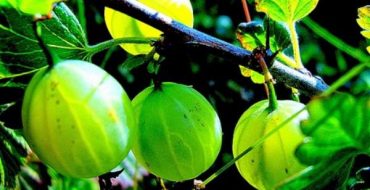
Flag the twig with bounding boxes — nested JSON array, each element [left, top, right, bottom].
[[101, 0, 329, 96]]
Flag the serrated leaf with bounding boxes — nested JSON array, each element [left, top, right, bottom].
[[357, 6, 370, 54], [237, 21, 264, 51], [361, 31, 370, 39], [265, 18, 291, 50], [297, 93, 370, 164], [121, 54, 146, 71], [357, 6, 370, 30], [0, 2, 88, 79], [278, 150, 354, 190], [3, 0, 61, 15], [237, 19, 290, 52], [237, 19, 293, 83], [279, 93, 370, 189], [255, 0, 319, 23], [0, 122, 28, 188]]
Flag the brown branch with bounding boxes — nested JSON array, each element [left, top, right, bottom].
[[102, 0, 329, 97]]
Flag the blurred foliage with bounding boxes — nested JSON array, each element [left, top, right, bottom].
[[279, 93, 370, 189]]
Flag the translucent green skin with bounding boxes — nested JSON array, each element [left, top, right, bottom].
[[22, 60, 136, 178], [132, 82, 222, 181], [232, 100, 308, 190]]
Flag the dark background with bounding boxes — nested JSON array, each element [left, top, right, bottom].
[[78, 0, 369, 189]]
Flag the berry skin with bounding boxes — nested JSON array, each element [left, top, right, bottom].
[[22, 60, 136, 178], [233, 100, 308, 190], [132, 82, 222, 181]]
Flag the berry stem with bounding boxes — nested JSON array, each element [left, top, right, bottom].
[[32, 20, 61, 67], [291, 88, 301, 102], [241, 0, 251, 22], [86, 37, 158, 58], [255, 54, 278, 111]]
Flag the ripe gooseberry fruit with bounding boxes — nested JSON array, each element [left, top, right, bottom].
[[22, 60, 136, 178], [104, 0, 194, 55], [232, 100, 308, 190], [132, 82, 222, 181]]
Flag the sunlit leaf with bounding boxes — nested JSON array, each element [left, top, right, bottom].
[[279, 93, 370, 189], [357, 5, 370, 54], [0, 0, 61, 15], [239, 65, 252, 77], [255, 0, 319, 23], [250, 70, 265, 84], [239, 65, 265, 84]]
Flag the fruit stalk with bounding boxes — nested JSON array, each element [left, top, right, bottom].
[[254, 52, 278, 111], [32, 19, 60, 67]]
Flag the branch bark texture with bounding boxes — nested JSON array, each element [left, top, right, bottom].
[[102, 0, 329, 97]]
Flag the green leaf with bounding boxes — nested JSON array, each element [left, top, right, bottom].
[[351, 70, 370, 95], [265, 18, 291, 50], [239, 65, 265, 84], [236, 19, 293, 83], [237, 19, 290, 52], [0, 2, 88, 79], [279, 93, 370, 189], [255, 0, 319, 23], [0, 0, 10, 7], [0, 61, 10, 79], [298, 93, 370, 164], [357, 5, 370, 53], [1, 0, 60, 15], [121, 54, 147, 71], [0, 122, 28, 188], [277, 151, 354, 190]]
